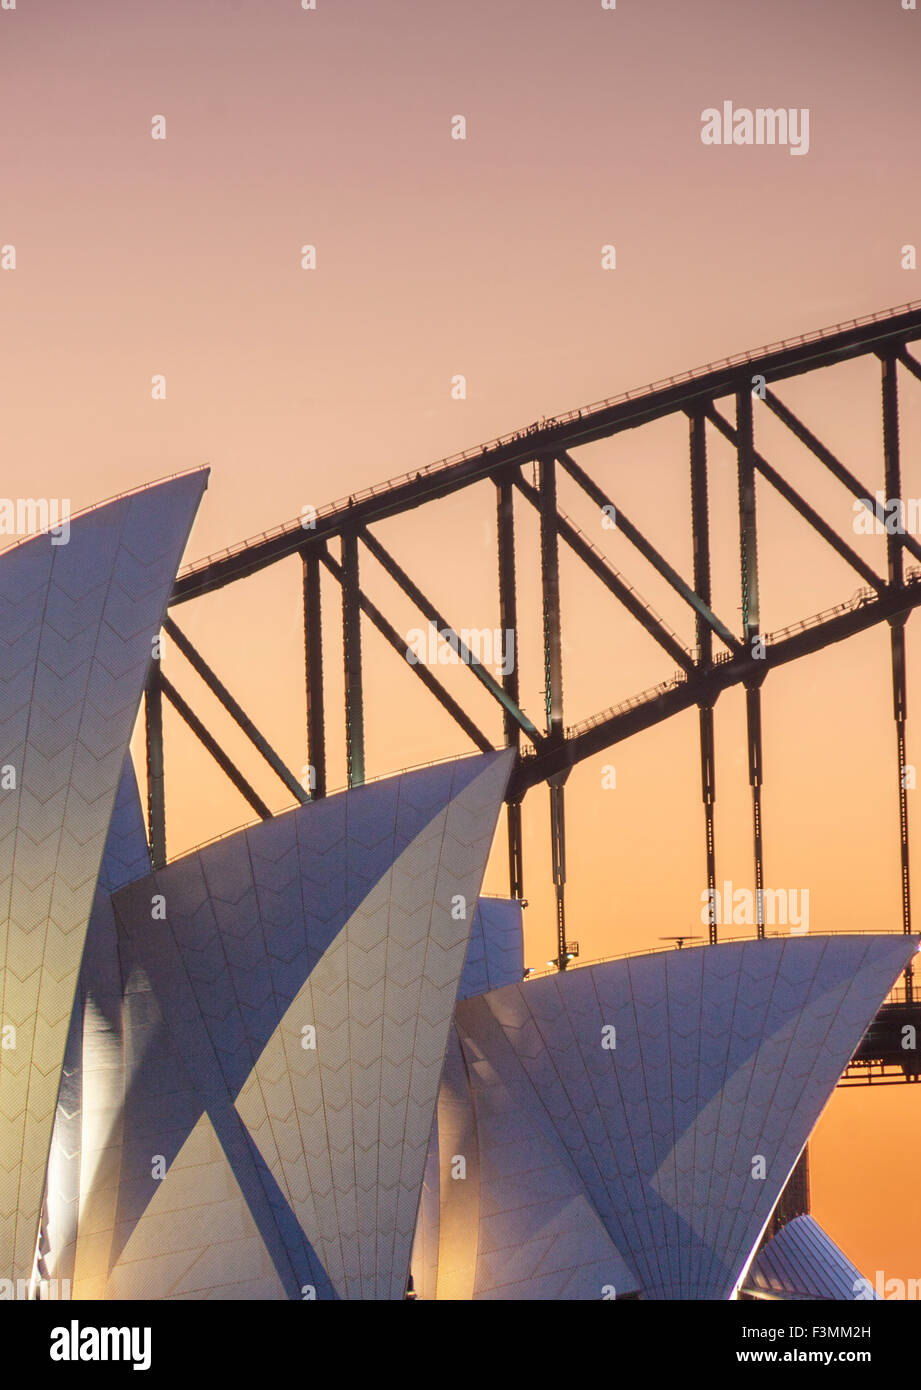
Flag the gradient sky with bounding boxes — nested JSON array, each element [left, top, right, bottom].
[[3, 0, 921, 1288]]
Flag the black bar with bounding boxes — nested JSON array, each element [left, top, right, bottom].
[[496, 477, 521, 748], [883, 356, 913, 963], [766, 1149, 810, 1239], [303, 552, 326, 799], [507, 800, 524, 901], [145, 665, 166, 870], [549, 778, 568, 970], [737, 388, 766, 941], [341, 531, 365, 788], [736, 389, 760, 642], [893, 624, 912, 949], [691, 409, 718, 945], [538, 457, 569, 971], [689, 411, 713, 664], [747, 684, 766, 941], [539, 458, 564, 738], [882, 354, 904, 589], [497, 477, 525, 899], [700, 706, 717, 947]]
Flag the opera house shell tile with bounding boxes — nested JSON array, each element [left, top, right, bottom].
[[0, 472, 208, 1285], [41, 749, 513, 1299], [412, 936, 915, 1300]]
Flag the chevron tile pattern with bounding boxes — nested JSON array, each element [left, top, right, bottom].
[[445, 935, 916, 1300], [412, 890, 640, 1301], [105, 1111, 289, 1301], [0, 472, 208, 1284], [411, 994, 640, 1302], [458, 896, 524, 1001], [97, 749, 513, 1299]]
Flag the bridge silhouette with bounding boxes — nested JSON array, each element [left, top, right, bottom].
[[151, 300, 921, 1088]]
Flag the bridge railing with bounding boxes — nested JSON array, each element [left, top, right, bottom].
[[177, 299, 921, 582], [517, 569, 921, 754]]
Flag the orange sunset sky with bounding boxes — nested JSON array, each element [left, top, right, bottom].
[[3, 0, 921, 1287]]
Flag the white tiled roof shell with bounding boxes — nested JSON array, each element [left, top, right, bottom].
[[0, 472, 207, 1282]]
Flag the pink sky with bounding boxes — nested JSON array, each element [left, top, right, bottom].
[[3, 0, 921, 1286]]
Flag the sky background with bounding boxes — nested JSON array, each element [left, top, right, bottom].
[[3, 0, 921, 1289]]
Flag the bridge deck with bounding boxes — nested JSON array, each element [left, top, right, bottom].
[[171, 299, 921, 605]]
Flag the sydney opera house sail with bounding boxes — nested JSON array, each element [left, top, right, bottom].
[[1, 474, 914, 1301], [413, 935, 915, 1300], [38, 741, 514, 1299], [0, 472, 208, 1287], [101, 748, 512, 1300]]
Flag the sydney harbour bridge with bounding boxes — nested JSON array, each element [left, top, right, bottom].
[[143, 300, 921, 1097]]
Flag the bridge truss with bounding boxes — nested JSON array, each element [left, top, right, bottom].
[[148, 301, 921, 1062]]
